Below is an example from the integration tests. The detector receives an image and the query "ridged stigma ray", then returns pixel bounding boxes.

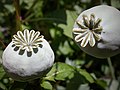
[12,29,43,52]
[73,13,103,47]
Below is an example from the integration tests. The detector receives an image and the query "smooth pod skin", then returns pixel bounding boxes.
[73,5,120,58]
[2,30,54,81]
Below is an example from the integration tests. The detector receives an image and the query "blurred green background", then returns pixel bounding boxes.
[0,0,120,90]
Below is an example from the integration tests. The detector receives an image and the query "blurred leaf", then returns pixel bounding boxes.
[59,41,74,55]
[81,0,91,3]
[45,62,74,81]
[103,79,119,90]
[79,84,90,90]
[41,81,52,90]
[23,0,43,21]
[50,27,64,53]
[49,27,63,39]
[79,69,94,83]
[0,50,3,57]
[65,58,85,68]
[0,29,4,39]
[0,33,3,40]
[58,10,77,38]
[108,80,119,90]
[4,4,15,13]
[20,0,35,9]
[66,68,94,90]
[32,0,43,18]
[95,80,107,89]
[56,85,66,90]
[111,0,120,8]
[3,78,9,84]
[0,13,5,24]
[90,79,107,90]
[0,66,5,80]
[66,72,86,90]
[21,24,31,30]
[47,9,67,24]
[49,28,56,39]
[45,62,94,84]
[0,82,7,90]
[74,5,83,14]
[67,83,90,90]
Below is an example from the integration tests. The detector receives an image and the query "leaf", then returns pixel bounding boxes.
[95,80,107,88]
[4,5,15,13]
[79,69,94,83]
[0,29,4,39]
[58,41,74,55]
[78,84,90,90]
[66,69,94,90]
[45,62,94,84]
[0,66,5,80]
[58,10,77,38]
[47,9,67,24]
[0,50,3,65]
[66,72,87,90]
[20,0,35,9]
[45,62,74,81]
[111,0,120,8]
[21,24,31,30]
[0,82,7,90]
[41,81,52,90]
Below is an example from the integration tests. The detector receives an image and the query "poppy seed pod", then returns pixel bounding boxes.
[73,5,120,58]
[2,29,54,81]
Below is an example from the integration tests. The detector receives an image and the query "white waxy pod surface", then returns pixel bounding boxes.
[73,5,120,58]
[2,29,54,81]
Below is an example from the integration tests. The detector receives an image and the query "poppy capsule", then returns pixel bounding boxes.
[2,29,54,81]
[73,5,120,58]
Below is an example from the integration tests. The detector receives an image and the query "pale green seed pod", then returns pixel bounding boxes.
[73,5,120,58]
[2,29,54,81]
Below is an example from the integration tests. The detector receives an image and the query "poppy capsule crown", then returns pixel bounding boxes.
[73,5,120,58]
[12,30,44,53]
[12,29,44,57]
[73,13,102,47]
[2,29,54,81]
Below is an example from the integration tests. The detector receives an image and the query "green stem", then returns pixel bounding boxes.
[23,17,66,24]
[24,0,39,18]
[107,57,116,80]
[0,38,6,48]
[13,0,22,31]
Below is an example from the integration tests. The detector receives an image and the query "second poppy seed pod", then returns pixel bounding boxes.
[73,5,120,58]
[2,29,54,81]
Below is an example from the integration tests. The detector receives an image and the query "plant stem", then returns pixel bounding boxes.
[107,57,116,80]
[0,38,6,48]
[24,0,39,18]
[13,0,22,31]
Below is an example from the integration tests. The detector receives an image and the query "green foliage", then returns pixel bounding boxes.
[111,0,120,8]
[44,62,94,90]
[0,0,120,90]
[0,82,7,90]
[0,66,5,80]
[41,81,52,90]
[45,62,75,81]
[95,80,107,88]
[58,10,77,38]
